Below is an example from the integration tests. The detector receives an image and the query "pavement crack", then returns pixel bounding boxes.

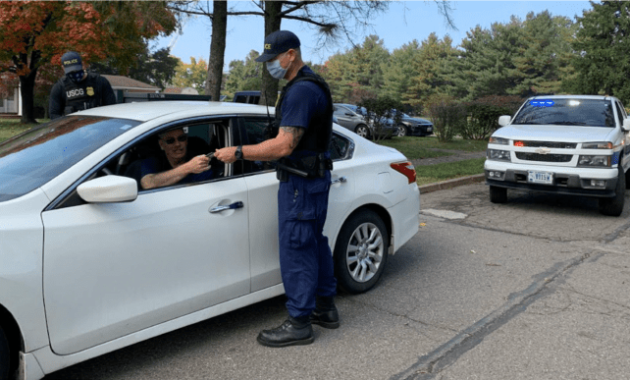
[389,251,598,380]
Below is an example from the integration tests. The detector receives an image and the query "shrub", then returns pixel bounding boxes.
[461,95,524,140]
[426,94,466,142]
[357,96,404,142]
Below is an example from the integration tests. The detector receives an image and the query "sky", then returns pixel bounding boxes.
[155,0,593,70]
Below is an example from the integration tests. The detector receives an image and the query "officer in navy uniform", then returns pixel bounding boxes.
[214,30,338,347]
[49,51,116,120]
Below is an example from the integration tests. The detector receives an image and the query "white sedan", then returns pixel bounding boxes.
[0,101,419,380]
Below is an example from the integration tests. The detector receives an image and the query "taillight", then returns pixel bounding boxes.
[391,161,416,184]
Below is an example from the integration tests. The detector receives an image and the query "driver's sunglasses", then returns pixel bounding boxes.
[164,135,188,145]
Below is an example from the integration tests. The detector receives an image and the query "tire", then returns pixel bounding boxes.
[599,165,626,216]
[355,124,371,139]
[396,125,408,137]
[489,186,508,204]
[0,327,9,380]
[334,209,389,294]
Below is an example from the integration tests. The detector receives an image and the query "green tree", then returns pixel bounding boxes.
[381,40,420,106]
[173,57,209,91]
[404,33,458,111]
[565,1,630,102]
[224,50,263,98]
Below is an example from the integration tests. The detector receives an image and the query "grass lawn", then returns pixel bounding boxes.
[378,136,487,160]
[415,157,486,186]
[0,119,47,143]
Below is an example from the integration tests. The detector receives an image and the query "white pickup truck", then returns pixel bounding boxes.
[485,95,630,216]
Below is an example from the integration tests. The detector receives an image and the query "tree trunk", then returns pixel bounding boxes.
[206,0,227,101]
[259,1,283,106]
[19,69,38,124]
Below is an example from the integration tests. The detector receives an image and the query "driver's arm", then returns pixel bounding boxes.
[140,155,210,190]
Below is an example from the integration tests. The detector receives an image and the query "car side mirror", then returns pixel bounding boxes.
[498,115,511,127]
[77,175,138,203]
[623,118,630,132]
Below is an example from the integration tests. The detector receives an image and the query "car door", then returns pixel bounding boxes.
[42,120,251,355]
[333,106,356,131]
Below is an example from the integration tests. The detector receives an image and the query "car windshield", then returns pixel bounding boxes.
[511,99,616,128]
[0,116,140,202]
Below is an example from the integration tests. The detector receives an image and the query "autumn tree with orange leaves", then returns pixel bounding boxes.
[0,1,177,123]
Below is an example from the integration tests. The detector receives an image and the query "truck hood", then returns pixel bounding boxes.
[494,125,618,143]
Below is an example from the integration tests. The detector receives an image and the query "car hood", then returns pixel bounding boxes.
[402,116,432,125]
[494,125,618,143]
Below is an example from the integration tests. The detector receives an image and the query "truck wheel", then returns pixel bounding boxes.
[489,186,508,203]
[599,165,626,216]
[0,327,9,380]
[334,209,389,294]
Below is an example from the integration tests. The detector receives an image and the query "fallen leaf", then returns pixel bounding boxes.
[470,250,476,254]
[419,223,426,227]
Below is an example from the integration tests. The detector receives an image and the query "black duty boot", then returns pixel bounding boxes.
[257,315,314,347]
[310,296,340,329]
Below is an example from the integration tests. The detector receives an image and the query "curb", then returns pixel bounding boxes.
[418,174,485,194]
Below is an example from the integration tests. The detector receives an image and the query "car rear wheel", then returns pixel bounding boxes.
[334,209,389,294]
[599,165,626,216]
[355,124,371,139]
[396,125,408,137]
[489,186,508,203]
[0,326,10,380]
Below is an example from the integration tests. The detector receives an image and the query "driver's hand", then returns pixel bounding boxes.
[186,155,211,174]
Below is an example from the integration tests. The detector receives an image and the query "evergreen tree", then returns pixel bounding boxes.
[565,0,630,103]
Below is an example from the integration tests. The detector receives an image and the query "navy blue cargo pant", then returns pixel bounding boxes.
[278,171,337,318]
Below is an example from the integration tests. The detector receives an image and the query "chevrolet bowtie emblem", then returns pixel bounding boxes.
[535,148,551,154]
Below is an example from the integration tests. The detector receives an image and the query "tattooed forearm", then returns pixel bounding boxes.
[281,126,305,150]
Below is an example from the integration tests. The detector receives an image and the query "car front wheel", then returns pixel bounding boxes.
[355,124,371,139]
[334,209,389,294]
[396,125,408,137]
[599,165,626,216]
[0,326,10,380]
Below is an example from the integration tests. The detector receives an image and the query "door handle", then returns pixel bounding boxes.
[209,201,244,213]
[331,176,347,185]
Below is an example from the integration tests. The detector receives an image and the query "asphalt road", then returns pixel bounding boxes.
[46,183,630,380]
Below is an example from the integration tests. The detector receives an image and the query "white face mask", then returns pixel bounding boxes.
[266,54,289,80]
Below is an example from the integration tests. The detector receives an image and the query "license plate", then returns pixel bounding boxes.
[528,171,553,185]
[427,127,432,132]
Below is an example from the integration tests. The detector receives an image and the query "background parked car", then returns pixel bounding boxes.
[334,103,396,139]
[391,110,434,137]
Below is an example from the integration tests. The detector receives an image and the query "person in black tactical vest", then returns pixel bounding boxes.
[49,51,116,120]
[214,30,338,347]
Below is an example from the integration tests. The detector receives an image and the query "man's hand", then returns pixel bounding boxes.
[215,146,238,164]
[184,155,211,174]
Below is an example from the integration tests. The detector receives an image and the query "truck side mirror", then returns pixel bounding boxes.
[623,118,630,132]
[498,115,511,127]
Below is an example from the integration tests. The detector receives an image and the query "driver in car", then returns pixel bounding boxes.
[140,128,213,190]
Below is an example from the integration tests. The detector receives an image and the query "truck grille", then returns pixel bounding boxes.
[515,152,573,163]
[517,141,577,149]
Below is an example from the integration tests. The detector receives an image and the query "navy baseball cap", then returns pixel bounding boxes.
[61,51,83,73]
[255,30,301,62]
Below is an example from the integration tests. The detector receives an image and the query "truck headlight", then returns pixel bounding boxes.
[582,142,613,149]
[487,149,511,161]
[578,155,611,167]
[489,137,509,145]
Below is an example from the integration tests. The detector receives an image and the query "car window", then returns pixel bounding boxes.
[0,116,140,203]
[512,98,615,127]
[239,117,275,175]
[615,101,627,124]
[329,132,353,161]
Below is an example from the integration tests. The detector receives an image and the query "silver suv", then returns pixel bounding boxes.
[485,95,630,216]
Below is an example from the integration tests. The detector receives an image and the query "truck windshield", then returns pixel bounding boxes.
[511,99,616,128]
[0,116,140,202]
